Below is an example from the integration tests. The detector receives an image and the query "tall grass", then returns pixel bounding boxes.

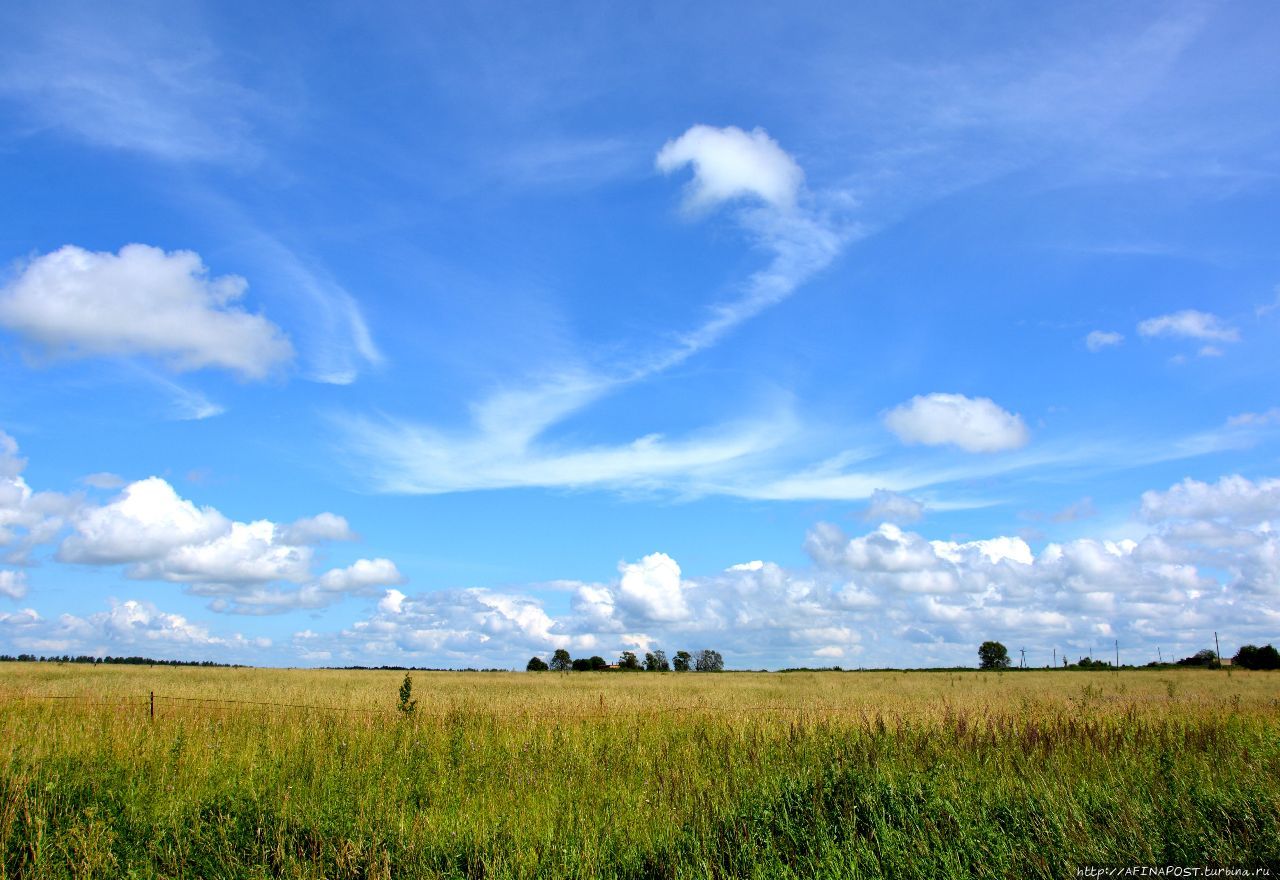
[1,665,1276,878]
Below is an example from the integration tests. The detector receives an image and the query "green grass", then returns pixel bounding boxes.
[1,665,1277,878]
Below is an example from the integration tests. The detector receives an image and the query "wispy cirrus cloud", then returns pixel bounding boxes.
[0,4,265,164]
[339,124,855,496]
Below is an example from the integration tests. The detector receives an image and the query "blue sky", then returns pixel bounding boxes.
[1,0,1278,668]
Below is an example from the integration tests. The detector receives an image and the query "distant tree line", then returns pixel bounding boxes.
[0,654,237,667]
[1232,644,1279,670]
[978,640,1280,671]
[527,648,723,672]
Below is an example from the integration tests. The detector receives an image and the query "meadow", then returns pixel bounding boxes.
[0,663,1277,878]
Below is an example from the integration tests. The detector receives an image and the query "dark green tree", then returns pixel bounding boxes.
[673,650,692,672]
[618,651,641,670]
[588,655,608,670]
[694,649,724,672]
[643,650,670,671]
[571,658,591,671]
[526,656,549,671]
[550,648,572,672]
[978,641,1011,669]
[1232,644,1279,670]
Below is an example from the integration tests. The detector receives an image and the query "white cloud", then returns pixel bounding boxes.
[617,552,688,622]
[60,477,230,565]
[0,10,261,164]
[656,125,804,211]
[294,468,1280,669]
[0,244,292,379]
[1085,330,1124,351]
[315,558,404,593]
[58,477,402,613]
[1141,475,1280,526]
[133,520,313,585]
[0,570,27,600]
[340,126,853,500]
[0,431,76,564]
[279,513,356,545]
[6,599,269,657]
[379,588,406,614]
[1227,408,1280,428]
[883,393,1030,453]
[1137,309,1239,344]
[863,489,925,524]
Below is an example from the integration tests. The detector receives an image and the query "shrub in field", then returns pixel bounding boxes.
[525,656,548,671]
[1233,644,1280,670]
[1070,657,1112,670]
[1177,649,1219,667]
[397,673,417,714]
[978,641,1011,669]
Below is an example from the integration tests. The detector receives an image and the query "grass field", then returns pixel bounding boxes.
[1,664,1277,878]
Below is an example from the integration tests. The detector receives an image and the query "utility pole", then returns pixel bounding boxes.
[1214,631,1222,668]
[1053,647,1057,668]
[1158,647,1162,664]
[1115,639,1119,669]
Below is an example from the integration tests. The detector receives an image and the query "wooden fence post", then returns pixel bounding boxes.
[150,691,154,721]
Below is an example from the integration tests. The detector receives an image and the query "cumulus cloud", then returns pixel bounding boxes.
[57,477,402,613]
[863,489,925,524]
[883,393,1030,453]
[315,558,404,593]
[0,570,27,600]
[2,599,269,657]
[0,244,292,379]
[296,471,1280,669]
[0,431,76,564]
[1141,475,1280,525]
[1085,330,1124,351]
[279,513,356,545]
[616,552,688,622]
[1137,309,1239,344]
[656,125,805,211]
[60,477,230,565]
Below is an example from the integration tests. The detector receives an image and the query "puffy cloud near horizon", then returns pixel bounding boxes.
[0,599,269,657]
[656,125,805,212]
[1141,475,1280,525]
[298,474,1280,669]
[0,244,293,379]
[57,476,403,613]
[883,393,1030,453]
